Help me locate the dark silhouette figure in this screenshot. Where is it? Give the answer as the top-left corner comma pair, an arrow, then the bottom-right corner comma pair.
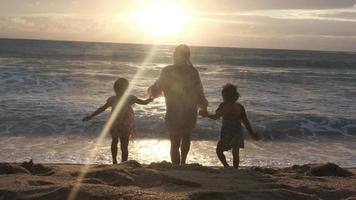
148,44 -> 208,165
200,84 -> 259,168
83,78 -> 153,164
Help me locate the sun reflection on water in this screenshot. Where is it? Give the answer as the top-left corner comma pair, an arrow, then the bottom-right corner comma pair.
134,139 -> 170,162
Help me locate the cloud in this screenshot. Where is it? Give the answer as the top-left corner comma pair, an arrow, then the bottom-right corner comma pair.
2,12 -> 165,45
197,15 -> 356,37
187,0 -> 356,12
231,9 -> 356,22
198,10 -> 356,37
317,10 -> 356,20
1,0 -> 356,51
187,8 -> 356,51
1,0 -> 356,16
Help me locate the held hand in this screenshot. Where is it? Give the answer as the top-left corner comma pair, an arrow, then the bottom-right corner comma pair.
199,110 -> 209,118
252,132 -> 261,141
82,116 -> 91,122
148,94 -> 155,100
147,85 -> 161,98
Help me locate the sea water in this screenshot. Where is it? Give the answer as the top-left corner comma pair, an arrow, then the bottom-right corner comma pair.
1,38 -> 355,167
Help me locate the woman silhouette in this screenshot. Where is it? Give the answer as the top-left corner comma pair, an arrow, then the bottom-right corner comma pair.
148,44 -> 208,165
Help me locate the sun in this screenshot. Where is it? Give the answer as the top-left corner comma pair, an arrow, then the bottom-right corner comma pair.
130,2 -> 188,37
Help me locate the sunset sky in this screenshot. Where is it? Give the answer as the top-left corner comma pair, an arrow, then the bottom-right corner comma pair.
1,0 -> 356,51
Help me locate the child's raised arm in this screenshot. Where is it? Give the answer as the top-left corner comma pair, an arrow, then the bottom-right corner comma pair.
241,106 -> 260,140
82,101 -> 111,122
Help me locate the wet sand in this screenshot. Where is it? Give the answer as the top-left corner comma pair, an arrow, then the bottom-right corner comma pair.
0,161 -> 355,200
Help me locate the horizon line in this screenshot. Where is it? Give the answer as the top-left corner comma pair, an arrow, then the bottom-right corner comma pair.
0,37 -> 355,54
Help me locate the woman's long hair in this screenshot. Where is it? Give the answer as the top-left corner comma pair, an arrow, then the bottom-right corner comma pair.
174,44 -> 193,67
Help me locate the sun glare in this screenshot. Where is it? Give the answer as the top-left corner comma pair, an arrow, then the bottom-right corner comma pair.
130,2 -> 188,37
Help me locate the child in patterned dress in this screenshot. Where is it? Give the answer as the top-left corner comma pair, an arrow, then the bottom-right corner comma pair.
83,78 -> 153,164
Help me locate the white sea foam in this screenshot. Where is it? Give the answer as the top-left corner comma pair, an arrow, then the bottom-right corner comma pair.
0,136 -> 355,167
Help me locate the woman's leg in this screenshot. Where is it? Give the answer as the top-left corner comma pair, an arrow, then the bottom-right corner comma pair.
181,133 -> 191,165
216,144 -> 229,167
111,136 -> 119,164
120,136 -> 129,162
169,133 -> 181,165
232,147 -> 240,169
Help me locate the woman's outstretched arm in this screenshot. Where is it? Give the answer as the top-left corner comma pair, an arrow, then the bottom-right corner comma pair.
148,69 -> 164,98
195,71 -> 208,112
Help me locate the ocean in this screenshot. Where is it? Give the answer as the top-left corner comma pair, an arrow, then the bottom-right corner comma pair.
0,38 -> 355,167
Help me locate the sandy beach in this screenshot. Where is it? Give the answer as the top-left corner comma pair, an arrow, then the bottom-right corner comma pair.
0,160 -> 355,200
